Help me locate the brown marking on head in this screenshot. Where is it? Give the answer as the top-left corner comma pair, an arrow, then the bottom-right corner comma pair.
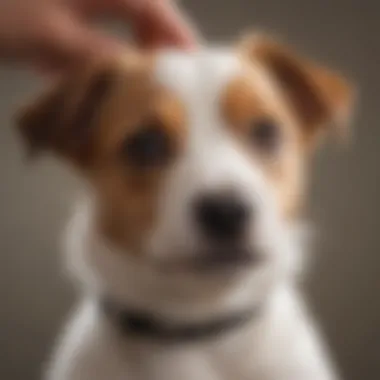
220,34 -> 354,218
15,52 -> 187,255
239,34 -> 354,146
222,76 -> 271,129
221,73 -> 304,218
91,79 -> 186,253
17,62 -> 119,167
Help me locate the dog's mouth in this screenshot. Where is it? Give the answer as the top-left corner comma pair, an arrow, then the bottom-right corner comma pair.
155,246 -> 263,274
193,246 -> 262,271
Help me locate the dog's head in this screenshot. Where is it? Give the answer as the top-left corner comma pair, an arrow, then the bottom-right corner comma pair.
16,35 -> 353,285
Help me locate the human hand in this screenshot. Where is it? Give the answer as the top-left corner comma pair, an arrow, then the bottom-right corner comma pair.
0,0 -> 197,72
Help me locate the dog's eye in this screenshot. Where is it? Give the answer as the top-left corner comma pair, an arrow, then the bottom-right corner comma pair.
122,124 -> 171,167
249,118 -> 281,152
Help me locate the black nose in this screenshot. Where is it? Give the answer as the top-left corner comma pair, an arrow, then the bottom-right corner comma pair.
193,193 -> 251,241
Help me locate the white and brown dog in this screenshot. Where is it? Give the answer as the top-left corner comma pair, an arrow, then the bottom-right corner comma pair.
16,34 -> 353,380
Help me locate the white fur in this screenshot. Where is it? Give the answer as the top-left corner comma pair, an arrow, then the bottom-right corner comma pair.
46,49 -> 339,380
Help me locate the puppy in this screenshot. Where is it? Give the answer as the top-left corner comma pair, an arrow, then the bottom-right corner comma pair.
16,33 -> 353,380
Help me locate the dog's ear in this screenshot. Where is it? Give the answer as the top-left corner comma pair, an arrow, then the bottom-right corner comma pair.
240,34 -> 355,145
15,62 -> 120,167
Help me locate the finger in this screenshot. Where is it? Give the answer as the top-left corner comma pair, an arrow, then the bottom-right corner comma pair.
66,0 -> 145,20
31,11 -> 127,73
70,0 -> 198,49
120,0 -> 198,49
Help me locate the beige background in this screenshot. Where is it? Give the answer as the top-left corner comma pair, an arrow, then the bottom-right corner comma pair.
0,0 -> 379,379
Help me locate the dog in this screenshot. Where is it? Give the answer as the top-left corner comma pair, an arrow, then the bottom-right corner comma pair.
16,33 -> 353,380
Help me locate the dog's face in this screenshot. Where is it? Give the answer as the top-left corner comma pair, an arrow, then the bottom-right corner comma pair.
17,35 -> 353,279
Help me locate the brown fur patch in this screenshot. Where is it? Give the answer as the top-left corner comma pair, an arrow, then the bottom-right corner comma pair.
222,36 -> 354,218
16,53 -> 186,255
221,72 -> 304,219
239,34 -> 354,146
92,76 -> 186,254
221,76 -> 270,129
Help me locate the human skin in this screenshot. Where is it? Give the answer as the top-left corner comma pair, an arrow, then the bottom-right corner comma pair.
0,0 -> 197,72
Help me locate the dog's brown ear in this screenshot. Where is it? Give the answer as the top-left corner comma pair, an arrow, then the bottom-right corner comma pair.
240,34 -> 355,144
16,62 -> 119,166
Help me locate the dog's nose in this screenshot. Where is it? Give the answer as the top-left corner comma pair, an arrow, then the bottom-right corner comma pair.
193,193 -> 251,241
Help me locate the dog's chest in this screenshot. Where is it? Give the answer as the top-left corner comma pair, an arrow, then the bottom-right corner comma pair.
116,326 -> 263,380
129,346 -> 218,380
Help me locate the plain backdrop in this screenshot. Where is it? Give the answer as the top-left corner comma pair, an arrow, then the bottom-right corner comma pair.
0,1 -> 379,379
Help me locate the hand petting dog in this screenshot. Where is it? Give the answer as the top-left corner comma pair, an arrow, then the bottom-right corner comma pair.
0,0 -> 197,72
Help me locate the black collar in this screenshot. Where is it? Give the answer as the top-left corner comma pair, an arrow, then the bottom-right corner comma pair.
101,298 -> 261,344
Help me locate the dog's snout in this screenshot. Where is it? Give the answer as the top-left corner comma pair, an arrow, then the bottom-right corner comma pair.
193,193 -> 251,241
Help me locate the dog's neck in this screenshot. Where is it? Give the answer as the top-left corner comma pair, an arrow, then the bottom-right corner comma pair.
65,197 -> 304,325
